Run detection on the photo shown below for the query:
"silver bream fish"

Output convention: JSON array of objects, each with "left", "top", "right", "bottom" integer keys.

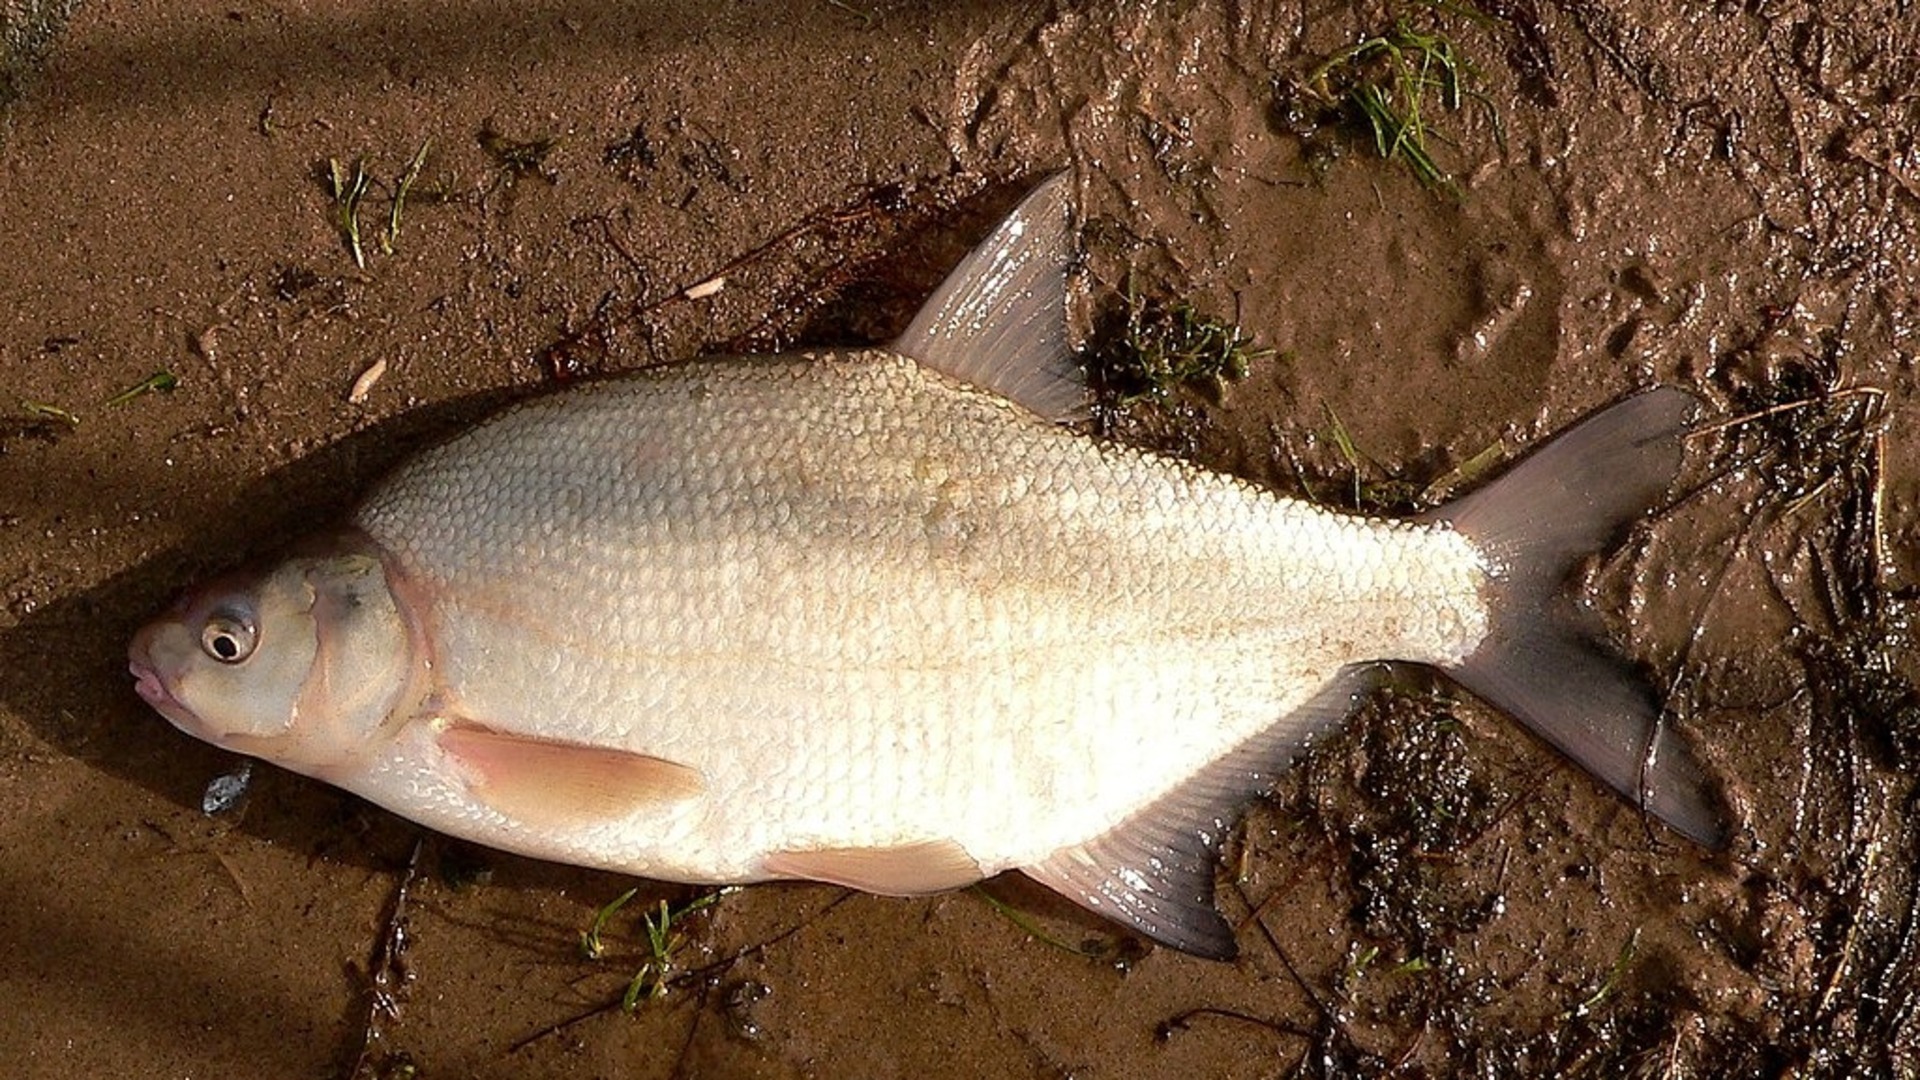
[{"left": 129, "top": 177, "right": 1720, "bottom": 958}]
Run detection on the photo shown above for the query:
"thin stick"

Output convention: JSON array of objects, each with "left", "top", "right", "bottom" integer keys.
[{"left": 346, "top": 836, "right": 426, "bottom": 1080}]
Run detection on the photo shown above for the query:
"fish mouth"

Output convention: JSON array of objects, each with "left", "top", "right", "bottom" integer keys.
[
  {"left": 129, "top": 657, "right": 173, "bottom": 710},
  {"left": 127, "top": 629, "right": 202, "bottom": 734}
]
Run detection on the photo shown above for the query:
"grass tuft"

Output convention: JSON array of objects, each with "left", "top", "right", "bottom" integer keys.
[
  {"left": 578, "top": 886, "right": 639, "bottom": 961},
  {"left": 1093, "top": 279, "right": 1271, "bottom": 406},
  {"left": 621, "top": 892, "right": 722, "bottom": 1008},
  {"left": 323, "top": 141, "right": 440, "bottom": 268},
  {"left": 382, "top": 140, "right": 432, "bottom": 256},
  {"left": 1280, "top": 16, "right": 1497, "bottom": 194},
  {"left": 578, "top": 887, "right": 725, "bottom": 1009},
  {"left": 327, "top": 157, "right": 372, "bottom": 268}
]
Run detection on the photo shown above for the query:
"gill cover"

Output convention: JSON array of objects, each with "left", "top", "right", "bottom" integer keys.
[{"left": 130, "top": 542, "right": 418, "bottom": 776}]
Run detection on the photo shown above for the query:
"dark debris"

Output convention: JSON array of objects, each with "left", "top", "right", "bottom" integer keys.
[{"left": 1692, "top": 347, "right": 1920, "bottom": 1074}]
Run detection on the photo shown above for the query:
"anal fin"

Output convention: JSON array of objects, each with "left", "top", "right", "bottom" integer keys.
[
  {"left": 438, "top": 724, "right": 705, "bottom": 830},
  {"left": 1025, "top": 667, "right": 1380, "bottom": 960},
  {"left": 764, "top": 839, "right": 983, "bottom": 896}
]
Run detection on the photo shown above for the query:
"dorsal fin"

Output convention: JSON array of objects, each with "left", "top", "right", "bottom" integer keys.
[{"left": 894, "top": 174, "right": 1087, "bottom": 422}]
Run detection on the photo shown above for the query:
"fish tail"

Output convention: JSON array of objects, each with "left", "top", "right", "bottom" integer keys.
[{"left": 1427, "top": 388, "right": 1724, "bottom": 847}]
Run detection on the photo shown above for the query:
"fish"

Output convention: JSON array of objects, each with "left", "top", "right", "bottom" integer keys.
[{"left": 128, "top": 175, "right": 1722, "bottom": 960}]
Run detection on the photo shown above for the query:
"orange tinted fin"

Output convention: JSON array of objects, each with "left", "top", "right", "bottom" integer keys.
[
  {"left": 438, "top": 724, "right": 704, "bottom": 829},
  {"left": 764, "top": 839, "right": 983, "bottom": 896}
]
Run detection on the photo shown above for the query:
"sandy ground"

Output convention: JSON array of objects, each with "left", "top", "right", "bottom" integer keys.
[{"left": 3, "top": 1, "right": 1919, "bottom": 1077}]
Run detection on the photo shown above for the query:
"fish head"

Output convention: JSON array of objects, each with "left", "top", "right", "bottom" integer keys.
[{"left": 129, "top": 538, "right": 421, "bottom": 777}]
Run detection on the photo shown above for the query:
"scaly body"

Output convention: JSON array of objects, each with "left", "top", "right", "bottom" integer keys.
[{"left": 353, "top": 350, "right": 1487, "bottom": 881}]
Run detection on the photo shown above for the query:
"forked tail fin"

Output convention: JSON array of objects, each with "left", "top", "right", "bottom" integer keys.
[{"left": 1427, "top": 388, "right": 1724, "bottom": 847}]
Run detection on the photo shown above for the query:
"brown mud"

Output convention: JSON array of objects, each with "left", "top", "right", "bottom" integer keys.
[{"left": 3, "top": 2, "right": 1918, "bottom": 1077}]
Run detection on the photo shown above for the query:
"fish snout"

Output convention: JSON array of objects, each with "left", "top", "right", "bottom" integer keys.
[
  {"left": 129, "top": 656, "right": 166, "bottom": 707},
  {"left": 128, "top": 621, "right": 200, "bottom": 733},
  {"left": 128, "top": 621, "right": 162, "bottom": 697}
]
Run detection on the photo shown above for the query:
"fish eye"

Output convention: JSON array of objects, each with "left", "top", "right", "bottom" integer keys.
[{"left": 200, "top": 612, "right": 257, "bottom": 664}]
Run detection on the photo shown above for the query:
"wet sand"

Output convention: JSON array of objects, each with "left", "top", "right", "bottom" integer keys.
[{"left": 3, "top": 2, "right": 1918, "bottom": 1076}]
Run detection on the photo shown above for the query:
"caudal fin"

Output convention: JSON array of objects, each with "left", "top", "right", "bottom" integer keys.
[{"left": 1429, "top": 388, "right": 1724, "bottom": 847}]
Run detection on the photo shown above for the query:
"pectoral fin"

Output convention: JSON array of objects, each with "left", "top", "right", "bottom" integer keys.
[
  {"left": 764, "top": 839, "right": 983, "bottom": 896},
  {"left": 438, "top": 724, "right": 704, "bottom": 829}
]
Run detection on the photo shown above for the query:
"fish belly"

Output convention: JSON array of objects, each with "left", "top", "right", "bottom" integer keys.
[{"left": 352, "top": 350, "right": 1489, "bottom": 879}]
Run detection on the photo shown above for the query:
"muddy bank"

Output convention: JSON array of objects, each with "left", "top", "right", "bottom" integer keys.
[{"left": 2, "top": 2, "right": 1917, "bottom": 1077}]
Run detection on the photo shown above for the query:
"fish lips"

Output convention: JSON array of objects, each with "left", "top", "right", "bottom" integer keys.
[{"left": 127, "top": 622, "right": 206, "bottom": 736}]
